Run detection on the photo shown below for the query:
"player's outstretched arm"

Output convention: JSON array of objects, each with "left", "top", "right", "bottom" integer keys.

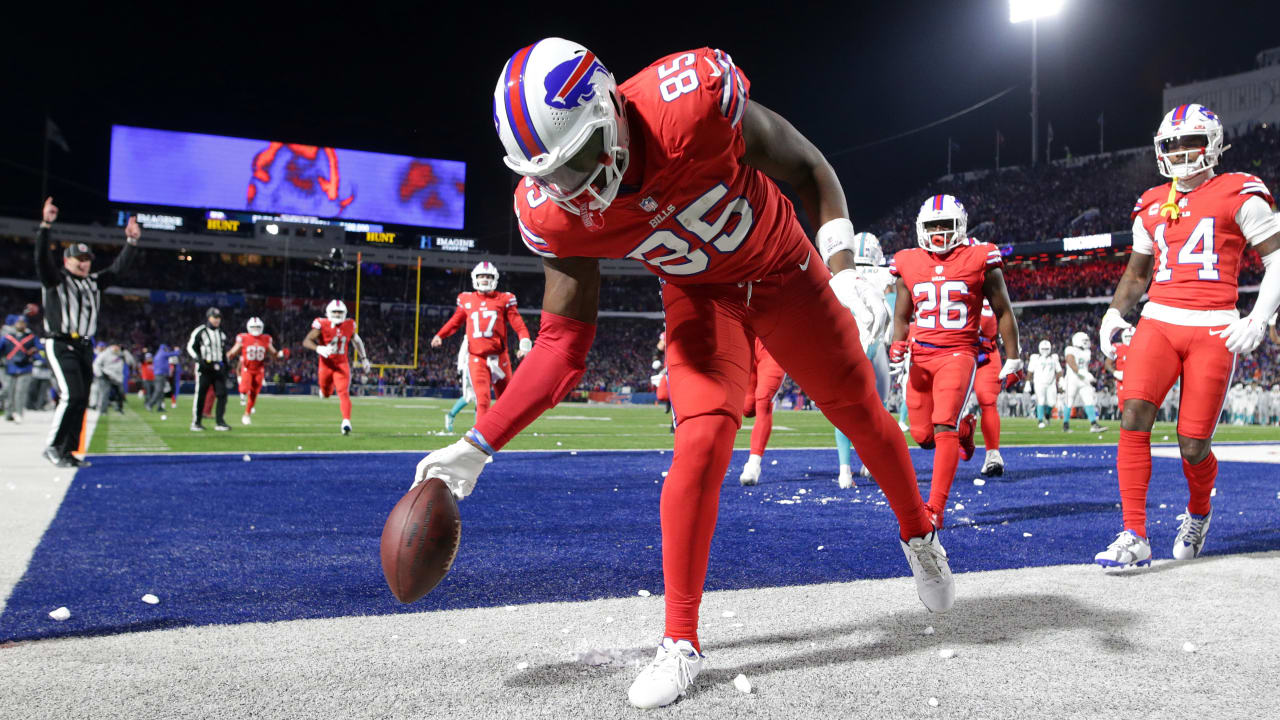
[
  {"left": 351, "top": 334, "right": 372, "bottom": 371},
  {"left": 739, "top": 101, "right": 856, "bottom": 272},
  {"left": 431, "top": 304, "right": 467, "bottom": 348},
  {"left": 226, "top": 339, "right": 242, "bottom": 360},
  {"left": 35, "top": 197, "right": 61, "bottom": 287},
  {"left": 416, "top": 257, "right": 599, "bottom": 499}
]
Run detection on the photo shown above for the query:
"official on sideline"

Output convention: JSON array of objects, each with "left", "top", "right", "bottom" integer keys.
[
  {"left": 187, "top": 307, "right": 231, "bottom": 431},
  {"left": 35, "top": 197, "right": 140, "bottom": 468}
]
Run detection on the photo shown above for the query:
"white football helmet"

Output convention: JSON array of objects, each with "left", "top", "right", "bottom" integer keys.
[
  {"left": 1038, "top": 340, "right": 1052, "bottom": 356},
  {"left": 326, "top": 300, "right": 348, "bottom": 323},
  {"left": 1154, "top": 104, "right": 1229, "bottom": 180},
  {"left": 1072, "top": 331, "right": 1090, "bottom": 350},
  {"left": 471, "top": 261, "right": 499, "bottom": 293},
  {"left": 493, "top": 38, "right": 630, "bottom": 220},
  {"left": 851, "top": 232, "right": 884, "bottom": 267},
  {"left": 246, "top": 317, "right": 265, "bottom": 336},
  {"left": 1120, "top": 327, "right": 1135, "bottom": 345},
  {"left": 915, "top": 194, "right": 968, "bottom": 254}
]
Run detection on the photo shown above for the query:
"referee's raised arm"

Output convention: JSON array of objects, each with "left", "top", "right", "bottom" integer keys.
[{"left": 36, "top": 197, "right": 142, "bottom": 468}]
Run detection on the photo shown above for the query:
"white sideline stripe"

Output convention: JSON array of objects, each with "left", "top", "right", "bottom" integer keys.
[
  {"left": 1152, "top": 443, "right": 1280, "bottom": 464},
  {"left": 86, "top": 441, "right": 1280, "bottom": 459}
]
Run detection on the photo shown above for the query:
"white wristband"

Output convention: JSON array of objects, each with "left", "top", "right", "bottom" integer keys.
[{"left": 816, "top": 218, "right": 857, "bottom": 265}]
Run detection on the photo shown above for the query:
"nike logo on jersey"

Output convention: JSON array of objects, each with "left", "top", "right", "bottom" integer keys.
[{"left": 798, "top": 252, "right": 811, "bottom": 271}]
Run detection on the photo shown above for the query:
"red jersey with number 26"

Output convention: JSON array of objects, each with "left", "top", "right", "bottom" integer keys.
[
  {"left": 311, "top": 318, "right": 356, "bottom": 364},
  {"left": 236, "top": 333, "right": 274, "bottom": 372},
  {"left": 1131, "top": 173, "right": 1274, "bottom": 311},
  {"left": 890, "top": 242, "right": 1002, "bottom": 352},
  {"left": 436, "top": 291, "right": 530, "bottom": 357},
  {"left": 512, "top": 48, "right": 811, "bottom": 284}
]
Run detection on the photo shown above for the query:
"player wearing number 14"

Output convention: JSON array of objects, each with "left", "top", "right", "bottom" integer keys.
[
  {"left": 889, "top": 195, "right": 1024, "bottom": 528},
  {"left": 1094, "top": 104, "right": 1280, "bottom": 569},
  {"left": 431, "top": 262, "right": 531, "bottom": 426}
]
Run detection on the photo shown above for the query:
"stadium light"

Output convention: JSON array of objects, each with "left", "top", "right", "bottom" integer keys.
[
  {"left": 1010, "top": 0, "right": 1065, "bottom": 166},
  {"left": 265, "top": 223, "right": 279, "bottom": 235},
  {"left": 1009, "top": 0, "right": 1063, "bottom": 24}
]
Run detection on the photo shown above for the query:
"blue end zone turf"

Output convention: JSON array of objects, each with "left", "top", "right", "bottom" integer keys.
[{"left": 3, "top": 446, "right": 1279, "bottom": 643}]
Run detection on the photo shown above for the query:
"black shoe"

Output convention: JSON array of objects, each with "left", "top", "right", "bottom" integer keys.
[
  {"left": 214, "top": 423, "right": 231, "bottom": 431},
  {"left": 67, "top": 455, "right": 92, "bottom": 468},
  {"left": 190, "top": 422, "right": 205, "bottom": 432}
]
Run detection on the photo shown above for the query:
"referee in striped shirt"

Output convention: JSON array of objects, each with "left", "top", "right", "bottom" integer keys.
[
  {"left": 187, "top": 307, "right": 231, "bottom": 431},
  {"left": 36, "top": 197, "right": 140, "bottom": 467}
]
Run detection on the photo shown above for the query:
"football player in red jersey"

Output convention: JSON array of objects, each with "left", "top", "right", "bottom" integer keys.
[
  {"left": 890, "top": 195, "right": 1023, "bottom": 528},
  {"left": 430, "top": 261, "right": 532, "bottom": 426},
  {"left": 736, "top": 338, "right": 786, "bottom": 486},
  {"left": 971, "top": 299, "right": 1008, "bottom": 476},
  {"left": 302, "top": 299, "right": 371, "bottom": 435},
  {"left": 1094, "top": 104, "right": 1280, "bottom": 570},
  {"left": 411, "top": 39, "right": 952, "bottom": 708},
  {"left": 1104, "top": 326, "right": 1135, "bottom": 397},
  {"left": 225, "top": 316, "right": 284, "bottom": 425}
]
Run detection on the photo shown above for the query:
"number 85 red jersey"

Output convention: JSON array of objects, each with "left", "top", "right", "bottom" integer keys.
[
  {"left": 890, "top": 242, "right": 1003, "bottom": 351},
  {"left": 511, "top": 47, "right": 811, "bottom": 284}
]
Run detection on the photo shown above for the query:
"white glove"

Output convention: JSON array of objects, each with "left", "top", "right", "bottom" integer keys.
[
  {"left": 518, "top": 337, "right": 533, "bottom": 354},
  {"left": 413, "top": 438, "right": 490, "bottom": 500},
  {"left": 315, "top": 345, "right": 333, "bottom": 358},
  {"left": 1114, "top": 369, "right": 1124, "bottom": 381},
  {"left": 829, "top": 269, "right": 887, "bottom": 352},
  {"left": 362, "top": 358, "right": 372, "bottom": 372},
  {"left": 650, "top": 373, "right": 664, "bottom": 387},
  {"left": 1220, "top": 316, "right": 1267, "bottom": 354},
  {"left": 1080, "top": 371, "right": 1095, "bottom": 384},
  {"left": 1098, "top": 308, "right": 1132, "bottom": 360}
]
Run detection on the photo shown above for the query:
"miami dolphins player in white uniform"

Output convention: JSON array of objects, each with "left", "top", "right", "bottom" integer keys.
[
  {"left": 1061, "top": 331, "right": 1107, "bottom": 433},
  {"left": 1028, "top": 339, "right": 1063, "bottom": 428},
  {"left": 836, "top": 232, "right": 893, "bottom": 488}
]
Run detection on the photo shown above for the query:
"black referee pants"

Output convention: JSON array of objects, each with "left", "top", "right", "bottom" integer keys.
[
  {"left": 46, "top": 337, "right": 93, "bottom": 456},
  {"left": 193, "top": 364, "right": 228, "bottom": 426}
]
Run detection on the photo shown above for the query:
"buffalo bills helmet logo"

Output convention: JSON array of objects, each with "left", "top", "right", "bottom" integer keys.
[
  {"left": 544, "top": 52, "right": 607, "bottom": 110},
  {"left": 1199, "top": 107, "right": 1218, "bottom": 121}
]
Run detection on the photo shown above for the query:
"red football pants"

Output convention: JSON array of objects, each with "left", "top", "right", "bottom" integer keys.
[
  {"left": 1121, "top": 317, "right": 1235, "bottom": 440},
  {"left": 660, "top": 254, "right": 932, "bottom": 649},
  {"left": 239, "top": 367, "right": 264, "bottom": 414},
  {"left": 1115, "top": 317, "right": 1235, "bottom": 534},
  {"left": 906, "top": 349, "right": 978, "bottom": 446},
  {"left": 974, "top": 353, "right": 1001, "bottom": 450},
  {"left": 742, "top": 338, "right": 786, "bottom": 456},
  {"left": 318, "top": 359, "right": 352, "bottom": 420},
  {"left": 467, "top": 352, "right": 513, "bottom": 423}
]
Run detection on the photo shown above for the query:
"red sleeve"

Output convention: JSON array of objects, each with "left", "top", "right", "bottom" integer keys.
[
  {"left": 436, "top": 301, "right": 466, "bottom": 339},
  {"left": 506, "top": 295, "right": 530, "bottom": 341},
  {"left": 468, "top": 312, "right": 596, "bottom": 452}
]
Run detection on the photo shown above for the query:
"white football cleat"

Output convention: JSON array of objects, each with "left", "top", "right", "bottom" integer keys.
[
  {"left": 980, "top": 449, "right": 1004, "bottom": 477},
  {"left": 1037, "top": 421, "right": 1046, "bottom": 429},
  {"left": 837, "top": 465, "right": 853, "bottom": 489},
  {"left": 898, "top": 419, "right": 910, "bottom": 432},
  {"left": 341, "top": 419, "right": 352, "bottom": 436},
  {"left": 738, "top": 458, "right": 760, "bottom": 486},
  {"left": 241, "top": 414, "right": 251, "bottom": 426},
  {"left": 627, "top": 638, "right": 704, "bottom": 709},
  {"left": 443, "top": 412, "right": 455, "bottom": 434},
  {"left": 900, "top": 530, "right": 954, "bottom": 613},
  {"left": 1094, "top": 530, "right": 1152, "bottom": 570},
  {"left": 1172, "top": 509, "right": 1212, "bottom": 560}
]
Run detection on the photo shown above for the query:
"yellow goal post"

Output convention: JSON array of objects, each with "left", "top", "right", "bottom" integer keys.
[{"left": 353, "top": 252, "right": 422, "bottom": 378}]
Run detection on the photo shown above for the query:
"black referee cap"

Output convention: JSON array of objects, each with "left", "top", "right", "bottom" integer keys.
[
  {"left": 206, "top": 307, "right": 222, "bottom": 318},
  {"left": 63, "top": 243, "right": 94, "bottom": 259}
]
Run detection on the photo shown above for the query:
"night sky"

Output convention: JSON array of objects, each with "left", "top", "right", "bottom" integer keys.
[{"left": 4, "top": 1, "right": 1274, "bottom": 253}]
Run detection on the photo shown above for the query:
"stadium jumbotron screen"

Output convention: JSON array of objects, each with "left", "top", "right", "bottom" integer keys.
[{"left": 108, "top": 125, "right": 466, "bottom": 230}]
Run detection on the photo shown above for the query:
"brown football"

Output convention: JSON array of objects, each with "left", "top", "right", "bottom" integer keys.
[{"left": 380, "top": 478, "right": 462, "bottom": 603}]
